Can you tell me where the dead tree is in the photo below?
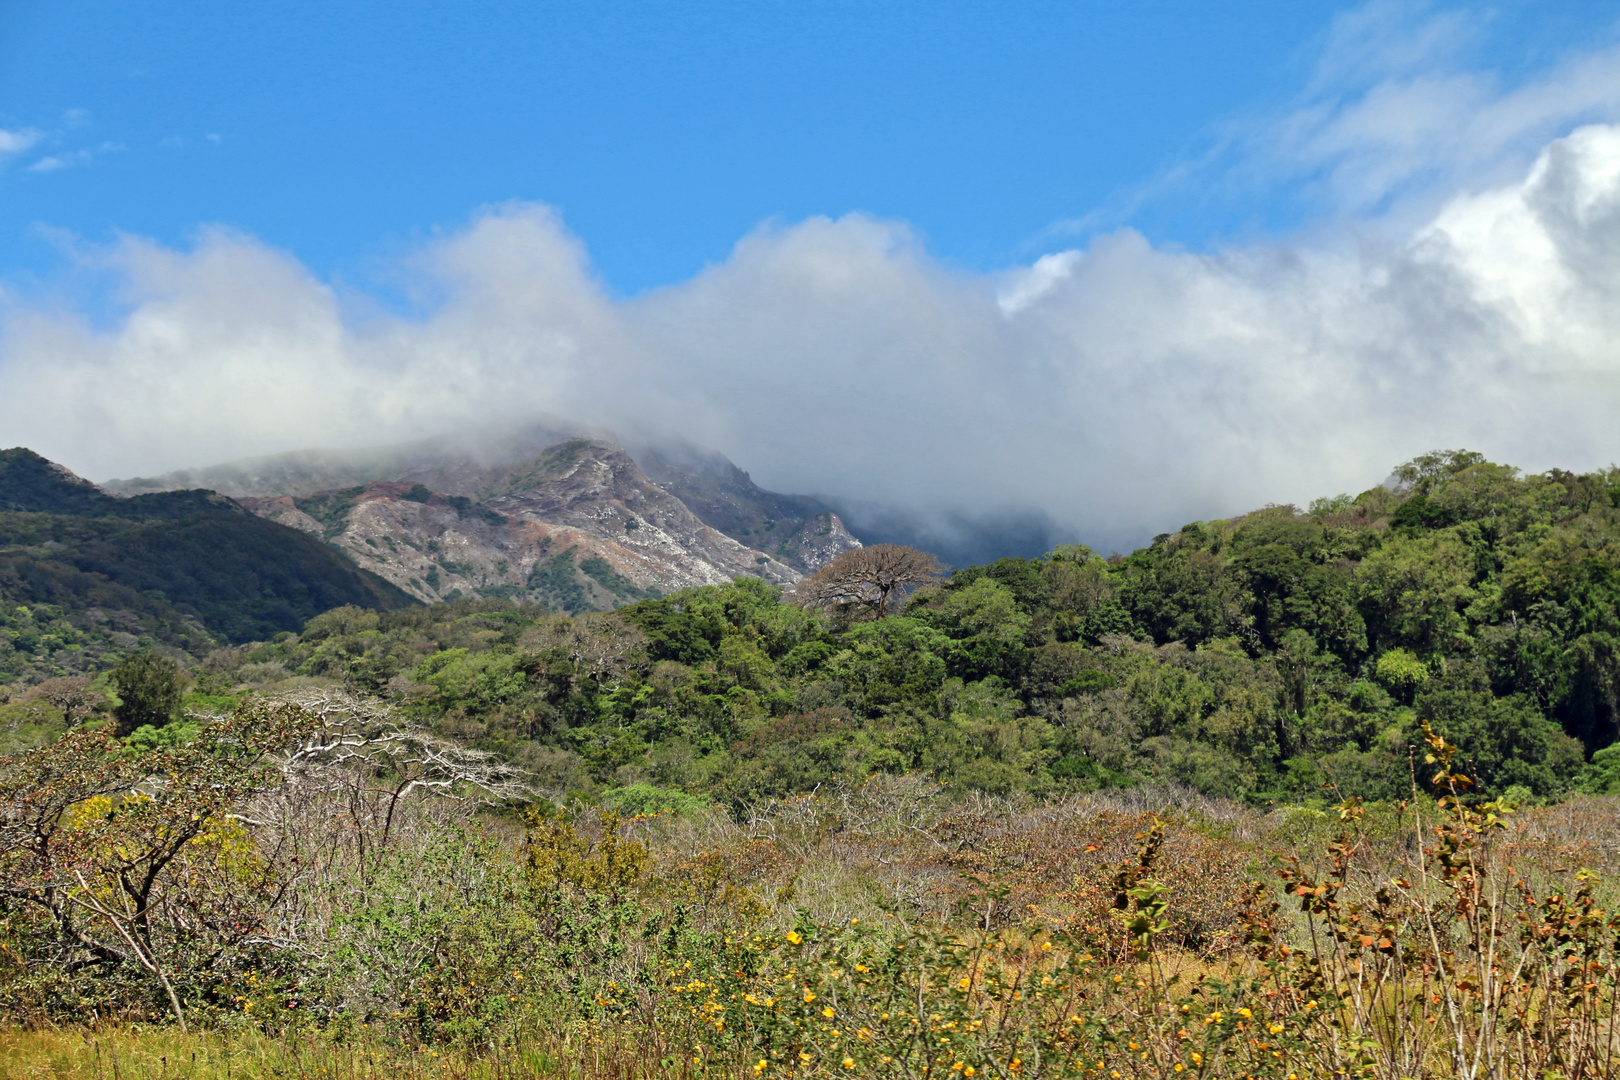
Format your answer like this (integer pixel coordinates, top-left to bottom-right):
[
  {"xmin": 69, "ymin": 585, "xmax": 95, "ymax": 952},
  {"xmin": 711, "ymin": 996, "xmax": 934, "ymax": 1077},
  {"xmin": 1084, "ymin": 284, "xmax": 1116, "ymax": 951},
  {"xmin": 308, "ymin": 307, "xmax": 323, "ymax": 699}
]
[
  {"xmin": 788, "ymin": 543, "xmax": 944, "ymax": 619},
  {"xmin": 269, "ymin": 689, "xmax": 538, "ymax": 850}
]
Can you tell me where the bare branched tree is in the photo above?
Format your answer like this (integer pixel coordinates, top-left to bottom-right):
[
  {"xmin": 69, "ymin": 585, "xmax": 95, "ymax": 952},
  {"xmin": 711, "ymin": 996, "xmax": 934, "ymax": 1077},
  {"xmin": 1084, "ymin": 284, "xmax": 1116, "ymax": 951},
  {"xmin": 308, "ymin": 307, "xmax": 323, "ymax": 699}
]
[
  {"xmin": 269, "ymin": 689, "xmax": 539, "ymax": 847},
  {"xmin": 0, "ymin": 690, "xmax": 541, "ymax": 1024},
  {"xmin": 787, "ymin": 543, "xmax": 944, "ymax": 619},
  {"xmin": 24, "ymin": 676, "xmax": 103, "ymax": 725},
  {"xmin": 0, "ymin": 698, "xmax": 326, "ymax": 1026},
  {"xmin": 518, "ymin": 612, "xmax": 648, "ymax": 695}
]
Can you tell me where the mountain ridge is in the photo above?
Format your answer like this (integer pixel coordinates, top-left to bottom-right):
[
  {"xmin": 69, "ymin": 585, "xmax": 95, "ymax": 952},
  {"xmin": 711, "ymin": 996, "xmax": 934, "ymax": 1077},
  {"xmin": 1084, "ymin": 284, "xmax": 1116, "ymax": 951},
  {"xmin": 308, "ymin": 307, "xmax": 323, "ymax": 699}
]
[{"xmin": 104, "ymin": 428, "xmax": 865, "ymax": 610}]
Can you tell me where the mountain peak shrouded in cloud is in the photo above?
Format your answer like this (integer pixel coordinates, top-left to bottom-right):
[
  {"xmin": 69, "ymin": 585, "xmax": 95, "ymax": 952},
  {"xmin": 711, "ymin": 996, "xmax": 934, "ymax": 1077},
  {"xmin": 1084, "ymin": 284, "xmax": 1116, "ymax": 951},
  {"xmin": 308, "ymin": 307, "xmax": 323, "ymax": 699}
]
[
  {"xmin": 3, "ymin": 121, "xmax": 1620, "ymax": 555},
  {"xmin": 97, "ymin": 427, "xmax": 865, "ymax": 607}
]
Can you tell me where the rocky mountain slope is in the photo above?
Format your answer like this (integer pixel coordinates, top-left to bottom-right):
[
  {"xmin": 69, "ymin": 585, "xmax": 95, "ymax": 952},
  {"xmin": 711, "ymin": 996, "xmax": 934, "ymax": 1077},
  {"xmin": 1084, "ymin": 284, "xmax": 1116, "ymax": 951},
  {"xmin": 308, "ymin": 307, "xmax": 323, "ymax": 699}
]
[
  {"xmin": 107, "ymin": 429, "xmax": 862, "ymax": 611},
  {"xmin": 632, "ymin": 441, "xmax": 859, "ymax": 571}
]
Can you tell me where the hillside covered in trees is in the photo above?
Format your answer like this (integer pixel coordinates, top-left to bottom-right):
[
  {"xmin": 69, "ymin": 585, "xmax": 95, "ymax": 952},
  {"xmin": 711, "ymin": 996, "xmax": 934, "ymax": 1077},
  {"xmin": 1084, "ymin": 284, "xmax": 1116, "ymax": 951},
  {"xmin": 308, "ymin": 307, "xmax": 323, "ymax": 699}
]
[
  {"xmin": 131, "ymin": 450, "xmax": 1620, "ymax": 808},
  {"xmin": 0, "ymin": 448, "xmax": 415, "ymax": 688}
]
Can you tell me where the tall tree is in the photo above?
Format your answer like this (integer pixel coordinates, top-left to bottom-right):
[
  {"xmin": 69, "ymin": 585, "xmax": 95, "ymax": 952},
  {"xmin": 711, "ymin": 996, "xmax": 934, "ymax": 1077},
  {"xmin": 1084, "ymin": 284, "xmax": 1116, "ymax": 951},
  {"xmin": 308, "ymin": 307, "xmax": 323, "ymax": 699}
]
[{"xmin": 789, "ymin": 544, "xmax": 943, "ymax": 619}]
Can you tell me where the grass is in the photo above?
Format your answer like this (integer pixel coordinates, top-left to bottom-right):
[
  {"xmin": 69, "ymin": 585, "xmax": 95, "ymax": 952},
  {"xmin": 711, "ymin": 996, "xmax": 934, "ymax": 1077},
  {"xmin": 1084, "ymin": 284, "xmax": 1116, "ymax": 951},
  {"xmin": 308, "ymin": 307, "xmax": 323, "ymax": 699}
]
[{"xmin": 0, "ymin": 1025, "xmax": 728, "ymax": 1080}]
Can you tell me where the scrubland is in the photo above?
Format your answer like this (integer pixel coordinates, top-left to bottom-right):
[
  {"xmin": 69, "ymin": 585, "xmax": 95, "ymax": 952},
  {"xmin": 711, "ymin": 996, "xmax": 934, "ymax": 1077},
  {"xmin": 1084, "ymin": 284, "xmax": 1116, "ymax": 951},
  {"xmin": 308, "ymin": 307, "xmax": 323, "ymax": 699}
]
[{"xmin": 3, "ymin": 697, "xmax": 1617, "ymax": 1079}]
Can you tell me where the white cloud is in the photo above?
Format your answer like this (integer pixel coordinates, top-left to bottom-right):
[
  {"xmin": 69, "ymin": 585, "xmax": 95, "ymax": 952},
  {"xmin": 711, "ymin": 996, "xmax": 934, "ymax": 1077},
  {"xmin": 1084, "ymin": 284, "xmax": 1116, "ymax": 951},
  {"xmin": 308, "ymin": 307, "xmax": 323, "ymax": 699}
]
[
  {"xmin": 26, "ymin": 141, "xmax": 122, "ymax": 173},
  {"xmin": 1267, "ymin": 41, "xmax": 1620, "ymax": 221},
  {"xmin": 0, "ymin": 128, "xmax": 41, "ymax": 157},
  {"xmin": 1064, "ymin": 2, "xmax": 1620, "ymax": 247},
  {"xmin": 3, "ymin": 2, "xmax": 1619, "ymax": 550},
  {"xmin": 996, "ymin": 252, "xmax": 1082, "ymax": 315},
  {"xmin": 3, "ymin": 123, "xmax": 1619, "ymax": 550}
]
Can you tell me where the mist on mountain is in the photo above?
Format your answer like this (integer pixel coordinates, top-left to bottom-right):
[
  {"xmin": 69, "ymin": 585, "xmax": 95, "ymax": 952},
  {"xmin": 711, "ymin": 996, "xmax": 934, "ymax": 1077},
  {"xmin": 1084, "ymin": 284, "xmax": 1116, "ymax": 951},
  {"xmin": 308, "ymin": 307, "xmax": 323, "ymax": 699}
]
[{"xmin": 2, "ymin": 127, "xmax": 1619, "ymax": 555}]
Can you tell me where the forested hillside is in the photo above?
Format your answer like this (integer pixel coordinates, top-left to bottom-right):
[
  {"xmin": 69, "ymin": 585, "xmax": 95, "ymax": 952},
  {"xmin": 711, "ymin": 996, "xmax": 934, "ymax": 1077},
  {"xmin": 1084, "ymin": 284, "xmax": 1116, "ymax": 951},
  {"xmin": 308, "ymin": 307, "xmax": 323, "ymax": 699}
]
[
  {"xmin": 0, "ymin": 448, "xmax": 415, "ymax": 687},
  {"xmin": 177, "ymin": 450, "xmax": 1620, "ymax": 807}
]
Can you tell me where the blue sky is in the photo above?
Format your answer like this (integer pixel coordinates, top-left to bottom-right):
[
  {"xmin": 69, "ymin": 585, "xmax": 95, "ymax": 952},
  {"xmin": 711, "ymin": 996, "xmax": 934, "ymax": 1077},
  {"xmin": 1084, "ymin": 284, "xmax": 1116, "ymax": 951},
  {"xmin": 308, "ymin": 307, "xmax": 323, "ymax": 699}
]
[
  {"xmin": 3, "ymin": 1, "xmax": 1620, "ymax": 549},
  {"xmin": 5, "ymin": 0, "xmax": 1597, "ymax": 295}
]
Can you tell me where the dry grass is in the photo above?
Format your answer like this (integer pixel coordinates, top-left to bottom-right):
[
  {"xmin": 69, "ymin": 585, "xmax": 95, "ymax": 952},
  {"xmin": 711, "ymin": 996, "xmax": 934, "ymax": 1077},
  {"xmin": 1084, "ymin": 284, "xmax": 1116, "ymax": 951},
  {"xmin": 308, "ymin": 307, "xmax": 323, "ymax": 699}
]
[{"xmin": 0, "ymin": 1025, "xmax": 736, "ymax": 1080}]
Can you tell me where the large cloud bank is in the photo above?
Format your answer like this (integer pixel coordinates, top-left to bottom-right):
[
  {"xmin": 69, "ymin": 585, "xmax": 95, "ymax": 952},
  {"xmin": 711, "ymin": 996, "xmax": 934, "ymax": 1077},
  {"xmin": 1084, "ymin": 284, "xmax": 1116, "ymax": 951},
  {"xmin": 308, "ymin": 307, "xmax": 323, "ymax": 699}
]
[{"xmin": 3, "ymin": 120, "xmax": 1620, "ymax": 550}]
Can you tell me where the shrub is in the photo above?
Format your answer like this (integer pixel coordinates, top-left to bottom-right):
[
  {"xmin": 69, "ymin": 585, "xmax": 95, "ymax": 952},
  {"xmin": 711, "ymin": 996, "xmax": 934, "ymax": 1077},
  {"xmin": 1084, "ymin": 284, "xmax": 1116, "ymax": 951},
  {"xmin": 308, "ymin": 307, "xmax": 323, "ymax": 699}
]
[{"xmin": 110, "ymin": 650, "xmax": 186, "ymax": 736}]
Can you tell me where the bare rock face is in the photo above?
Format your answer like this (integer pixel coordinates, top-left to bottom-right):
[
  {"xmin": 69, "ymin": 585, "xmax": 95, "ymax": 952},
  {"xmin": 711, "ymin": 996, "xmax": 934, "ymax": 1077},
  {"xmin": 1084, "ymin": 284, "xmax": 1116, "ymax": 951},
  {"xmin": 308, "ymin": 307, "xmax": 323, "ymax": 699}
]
[
  {"xmin": 236, "ymin": 496, "xmax": 324, "ymax": 537},
  {"xmin": 788, "ymin": 512, "xmax": 863, "ymax": 570},
  {"xmin": 631, "ymin": 441, "xmax": 862, "ymax": 571},
  {"xmin": 484, "ymin": 441, "xmax": 799, "ymax": 589},
  {"xmin": 221, "ymin": 435, "xmax": 846, "ymax": 611}
]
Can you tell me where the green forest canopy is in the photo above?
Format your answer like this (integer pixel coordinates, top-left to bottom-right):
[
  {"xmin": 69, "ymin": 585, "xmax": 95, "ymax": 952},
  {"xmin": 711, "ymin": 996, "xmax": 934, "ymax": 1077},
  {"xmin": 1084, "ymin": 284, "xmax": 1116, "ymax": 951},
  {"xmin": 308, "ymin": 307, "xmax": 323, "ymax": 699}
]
[{"xmin": 180, "ymin": 451, "xmax": 1620, "ymax": 808}]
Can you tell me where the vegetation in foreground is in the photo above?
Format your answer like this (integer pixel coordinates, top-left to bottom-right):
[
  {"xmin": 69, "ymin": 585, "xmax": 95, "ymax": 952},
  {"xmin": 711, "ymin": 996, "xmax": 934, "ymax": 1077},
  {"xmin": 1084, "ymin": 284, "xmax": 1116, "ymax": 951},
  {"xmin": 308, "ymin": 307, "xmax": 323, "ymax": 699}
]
[{"xmin": 3, "ymin": 687, "xmax": 1619, "ymax": 1078}]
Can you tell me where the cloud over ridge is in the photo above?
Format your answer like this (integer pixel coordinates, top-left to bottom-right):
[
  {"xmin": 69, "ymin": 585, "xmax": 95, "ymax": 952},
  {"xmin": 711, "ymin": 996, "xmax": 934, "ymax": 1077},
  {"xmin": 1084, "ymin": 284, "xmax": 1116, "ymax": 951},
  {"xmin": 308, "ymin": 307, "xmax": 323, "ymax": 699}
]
[{"xmin": 3, "ymin": 119, "xmax": 1619, "ymax": 551}]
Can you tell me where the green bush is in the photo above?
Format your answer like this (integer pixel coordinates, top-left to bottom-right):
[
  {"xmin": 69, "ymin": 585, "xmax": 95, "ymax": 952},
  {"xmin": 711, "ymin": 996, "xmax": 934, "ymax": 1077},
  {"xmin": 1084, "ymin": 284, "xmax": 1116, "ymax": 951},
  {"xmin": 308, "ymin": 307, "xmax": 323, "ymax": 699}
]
[
  {"xmin": 600, "ymin": 782, "xmax": 710, "ymax": 815},
  {"xmin": 110, "ymin": 651, "xmax": 185, "ymax": 736}
]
